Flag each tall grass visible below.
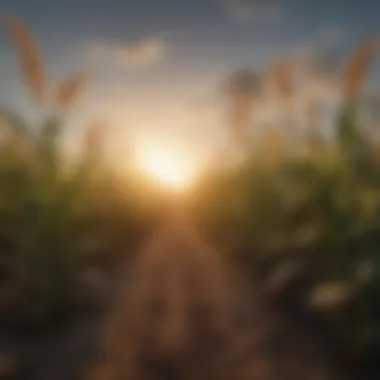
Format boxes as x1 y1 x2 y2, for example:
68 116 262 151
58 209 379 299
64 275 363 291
0 16 152 328
1 13 380 377
190 40 380 373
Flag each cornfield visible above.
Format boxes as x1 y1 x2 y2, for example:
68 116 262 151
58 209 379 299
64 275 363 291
0 14 379 380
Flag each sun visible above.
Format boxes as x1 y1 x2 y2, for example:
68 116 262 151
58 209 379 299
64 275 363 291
138 145 195 191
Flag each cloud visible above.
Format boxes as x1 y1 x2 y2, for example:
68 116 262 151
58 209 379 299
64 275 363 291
284 24 350 72
223 0 283 23
89 37 166 68
314 24 349 48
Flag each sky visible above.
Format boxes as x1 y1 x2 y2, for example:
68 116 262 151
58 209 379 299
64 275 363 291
0 0 380 165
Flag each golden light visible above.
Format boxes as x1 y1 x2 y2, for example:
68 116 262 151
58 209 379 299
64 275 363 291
137 144 196 191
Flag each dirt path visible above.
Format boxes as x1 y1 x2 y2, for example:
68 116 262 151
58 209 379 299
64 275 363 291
87 207 340 380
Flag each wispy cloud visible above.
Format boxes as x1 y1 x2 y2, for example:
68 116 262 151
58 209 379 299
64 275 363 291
89 36 166 68
223 0 283 23
314 24 349 48
285 24 350 69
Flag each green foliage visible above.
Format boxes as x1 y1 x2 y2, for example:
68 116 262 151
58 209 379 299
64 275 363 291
191 110 380 367
0 111 147 326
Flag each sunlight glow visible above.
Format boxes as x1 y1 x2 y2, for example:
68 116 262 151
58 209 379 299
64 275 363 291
138 144 196 191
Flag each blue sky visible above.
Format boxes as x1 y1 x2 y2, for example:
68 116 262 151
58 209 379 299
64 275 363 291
0 0 380 164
